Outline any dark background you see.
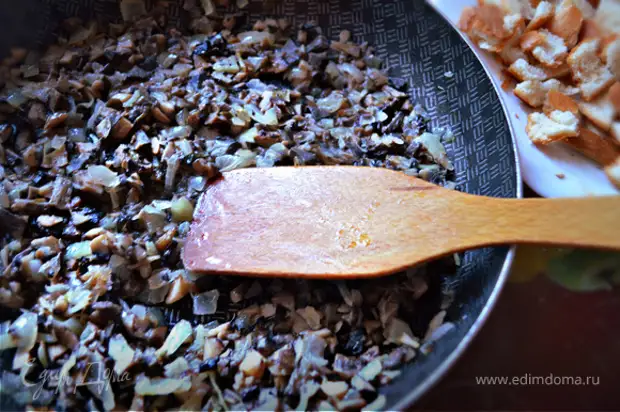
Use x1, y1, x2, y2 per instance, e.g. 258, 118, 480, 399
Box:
415, 273, 620, 411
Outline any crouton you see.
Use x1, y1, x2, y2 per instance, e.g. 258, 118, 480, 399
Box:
546, 63, 572, 78
482, 0, 535, 19
572, 0, 596, 19
526, 110, 580, 144
549, 0, 584, 49
611, 121, 620, 144
564, 126, 620, 165
521, 30, 568, 68
609, 82, 620, 113
603, 38, 620, 80
544, 89, 580, 115
514, 80, 548, 107
567, 38, 616, 100
514, 79, 579, 107
499, 45, 528, 64
504, 12, 525, 32
604, 157, 620, 189
594, 0, 620, 36
520, 31, 545, 51
601, 37, 618, 64
509, 58, 549, 81
459, 4, 524, 52
578, 95, 616, 131
526, 1, 554, 31
557, 80, 580, 96
498, 21, 528, 64
459, 6, 478, 30
580, 19, 602, 40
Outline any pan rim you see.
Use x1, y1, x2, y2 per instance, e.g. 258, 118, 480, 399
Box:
391, 1, 523, 409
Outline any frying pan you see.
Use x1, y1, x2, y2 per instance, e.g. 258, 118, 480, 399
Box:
0, 0, 521, 409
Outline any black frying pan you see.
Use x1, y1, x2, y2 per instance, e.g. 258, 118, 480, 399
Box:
0, 0, 520, 409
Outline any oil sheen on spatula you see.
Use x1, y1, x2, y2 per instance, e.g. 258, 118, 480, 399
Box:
182, 166, 620, 279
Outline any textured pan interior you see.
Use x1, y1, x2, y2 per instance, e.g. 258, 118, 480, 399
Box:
0, 0, 519, 409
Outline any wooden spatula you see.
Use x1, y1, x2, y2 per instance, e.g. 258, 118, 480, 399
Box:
182, 166, 620, 279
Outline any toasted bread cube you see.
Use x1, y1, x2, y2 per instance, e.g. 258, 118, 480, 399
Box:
604, 157, 620, 189
611, 121, 620, 144
498, 18, 528, 64
514, 80, 548, 107
545, 63, 572, 78
514, 79, 549, 107
508, 58, 572, 82
514, 79, 579, 107
499, 44, 527, 64
571, 0, 596, 19
594, 0, 620, 37
601, 37, 618, 65
526, 110, 580, 144
503, 13, 524, 35
549, 0, 584, 49
567, 39, 616, 100
544, 89, 580, 115
482, 0, 535, 19
580, 19, 602, 41
564, 126, 620, 166
459, 4, 524, 52
603, 38, 620, 81
521, 30, 568, 68
578, 95, 616, 131
609, 82, 620, 113
520, 31, 545, 51
526, 1, 554, 31
509, 58, 549, 81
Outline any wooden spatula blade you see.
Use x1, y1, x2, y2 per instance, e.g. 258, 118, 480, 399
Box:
182, 166, 620, 279
182, 166, 449, 278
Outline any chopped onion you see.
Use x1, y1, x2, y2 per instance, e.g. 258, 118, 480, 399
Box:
215, 149, 256, 172
238, 127, 258, 144
65, 241, 93, 260
88, 165, 120, 188
0, 311, 37, 351
238, 31, 275, 46
6, 91, 27, 108
193, 289, 220, 315
165, 154, 181, 192
317, 92, 345, 114
171, 197, 194, 222
339, 63, 364, 82
155, 319, 193, 358
415, 132, 454, 170
86, 100, 105, 131
213, 56, 240, 73
109, 334, 135, 375
135, 376, 192, 395
137, 205, 167, 233
161, 126, 192, 141
246, 105, 278, 126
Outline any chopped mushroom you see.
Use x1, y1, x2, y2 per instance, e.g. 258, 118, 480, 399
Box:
0, 3, 457, 411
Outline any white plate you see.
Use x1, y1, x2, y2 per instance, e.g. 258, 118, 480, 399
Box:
428, 0, 620, 198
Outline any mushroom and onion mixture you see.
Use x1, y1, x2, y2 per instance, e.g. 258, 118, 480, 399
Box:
0, 1, 457, 410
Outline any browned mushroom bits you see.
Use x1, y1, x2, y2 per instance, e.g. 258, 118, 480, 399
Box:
0, 1, 456, 410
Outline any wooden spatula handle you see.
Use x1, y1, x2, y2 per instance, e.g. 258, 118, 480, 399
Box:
455, 195, 620, 250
